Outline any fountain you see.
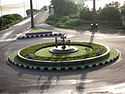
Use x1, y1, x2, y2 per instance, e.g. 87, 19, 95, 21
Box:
49, 34, 78, 54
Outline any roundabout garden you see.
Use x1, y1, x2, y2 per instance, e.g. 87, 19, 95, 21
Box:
8, 35, 120, 71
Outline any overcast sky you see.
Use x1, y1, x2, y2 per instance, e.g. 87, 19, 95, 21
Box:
0, 0, 124, 10
85, 0, 125, 9
1, 0, 124, 7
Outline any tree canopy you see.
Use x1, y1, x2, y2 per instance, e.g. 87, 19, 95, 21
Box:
51, 0, 79, 17
79, 7, 93, 21
97, 1, 121, 21
121, 3, 125, 16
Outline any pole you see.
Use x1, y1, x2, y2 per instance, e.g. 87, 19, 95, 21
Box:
93, 0, 96, 23
30, 0, 34, 28
90, 0, 98, 43
24, 0, 25, 17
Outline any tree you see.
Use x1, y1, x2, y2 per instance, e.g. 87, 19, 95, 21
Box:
121, 4, 125, 16
26, 9, 39, 16
51, 0, 79, 17
105, 1, 120, 9
79, 7, 93, 21
97, 1, 121, 21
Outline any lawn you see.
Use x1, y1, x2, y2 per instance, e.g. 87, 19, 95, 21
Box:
35, 46, 92, 58
8, 48, 119, 68
29, 28, 48, 33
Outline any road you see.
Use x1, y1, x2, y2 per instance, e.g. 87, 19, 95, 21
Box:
0, 11, 125, 94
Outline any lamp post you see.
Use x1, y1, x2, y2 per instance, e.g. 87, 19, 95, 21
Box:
23, 0, 25, 17
30, 0, 34, 28
93, 0, 96, 23
90, 0, 98, 43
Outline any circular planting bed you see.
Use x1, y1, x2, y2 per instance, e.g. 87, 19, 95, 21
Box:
8, 42, 120, 71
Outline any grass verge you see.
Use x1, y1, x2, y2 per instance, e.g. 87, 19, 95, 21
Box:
8, 48, 119, 68
29, 28, 48, 33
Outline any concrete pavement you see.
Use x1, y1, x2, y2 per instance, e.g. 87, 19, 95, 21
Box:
0, 11, 125, 93
0, 31, 125, 93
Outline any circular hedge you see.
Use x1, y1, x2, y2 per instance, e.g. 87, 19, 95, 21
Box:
19, 42, 107, 61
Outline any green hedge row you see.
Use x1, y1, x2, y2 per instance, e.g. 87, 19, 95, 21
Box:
46, 16, 121, 30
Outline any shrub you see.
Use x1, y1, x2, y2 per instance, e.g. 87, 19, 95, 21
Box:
0, 14, 23, 31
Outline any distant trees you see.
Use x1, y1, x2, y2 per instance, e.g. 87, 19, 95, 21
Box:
51, 0, 79, 17
97, 1, 121, 21
121, 3, 125, 16
26, 9, 39, 16
79, 7, 93, 21
47, 1, 123, 29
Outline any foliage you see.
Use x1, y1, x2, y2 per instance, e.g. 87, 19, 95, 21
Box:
41, 6, 48, 11
46, 16, 121, 30
120, 4, 125, 16
79, 7, 93, 21
51, 0, 79, 17
26, 9, 39, 16
97, 1, 121, 21
0, 14, 23, 30
46, 1, 122, 30
105, 1, 120, 9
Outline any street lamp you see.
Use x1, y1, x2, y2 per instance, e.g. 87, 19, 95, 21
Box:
90, 0, 98, 43
23, 0, 25, 17
30, 0, 34, 28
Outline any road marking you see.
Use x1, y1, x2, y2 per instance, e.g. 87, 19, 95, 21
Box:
0, 30, 14, 40
0, 38, 16, 42
0, 33, 23, 42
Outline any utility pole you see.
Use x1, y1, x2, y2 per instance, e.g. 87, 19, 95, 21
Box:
30, 0, 34, 28
90, 0, 98, 43
23, 0, 25, 17
93, 0, 96, 23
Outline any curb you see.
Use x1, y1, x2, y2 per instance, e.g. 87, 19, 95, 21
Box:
17, 33, 63, 39
17, 43, 110, 66
7, 53, 120, 71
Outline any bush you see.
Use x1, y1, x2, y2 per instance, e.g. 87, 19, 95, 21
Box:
0, 14, 23, 31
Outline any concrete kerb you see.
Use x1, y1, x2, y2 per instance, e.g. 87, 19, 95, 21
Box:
7, 51, 120, 71
17, 43, 110, 66
17, 33, 63, 39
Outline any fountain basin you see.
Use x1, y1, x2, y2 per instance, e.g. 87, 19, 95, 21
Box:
49, 45, 78, 54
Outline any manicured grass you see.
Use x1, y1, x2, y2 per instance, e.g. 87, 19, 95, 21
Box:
9, 51, 18, 61
19, 42, 107, 61
108, 48, 118, 59
35, 46, 92, 58
8, 48, 119, 68
30, 28, 48, 33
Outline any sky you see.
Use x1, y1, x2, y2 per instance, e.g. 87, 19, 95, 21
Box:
0, 0, 51, 5
85, 0, 125, 9
0, 0, 124, 7
0, 0, 125, 17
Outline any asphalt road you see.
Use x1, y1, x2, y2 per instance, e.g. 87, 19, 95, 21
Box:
0, 11, 125, 94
